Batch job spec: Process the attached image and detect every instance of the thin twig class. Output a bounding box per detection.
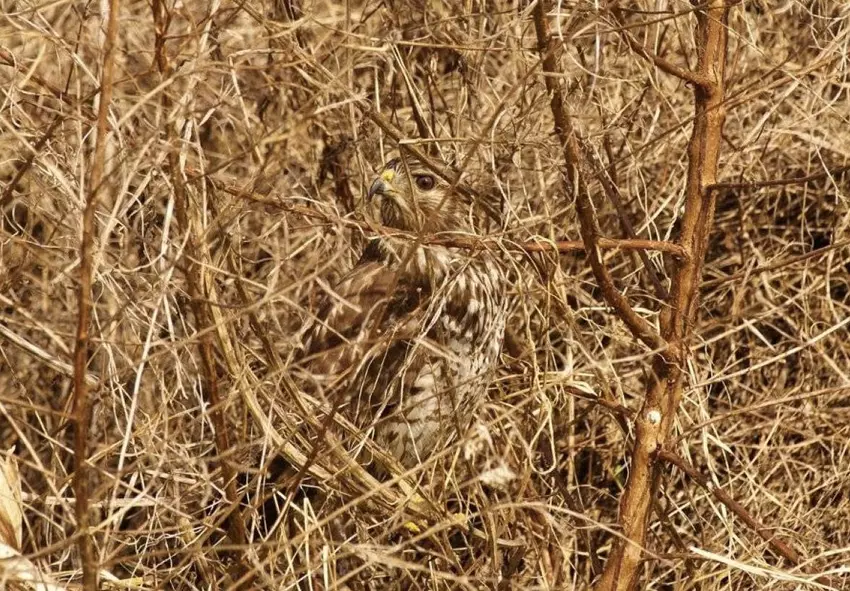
[0,324,99,387]
[657,450,801,564]
[211,181,690,258]
[0,116,66,211]
[427,235,688,258]
[71,0,120,588]
[610,6,711,88]
[151,0,249,576]
[0,49,94,118]
[702,238,850,289]
[576,135,671,300]
[707,164,850,191]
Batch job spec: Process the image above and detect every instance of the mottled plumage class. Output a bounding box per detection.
[302,156,506,470]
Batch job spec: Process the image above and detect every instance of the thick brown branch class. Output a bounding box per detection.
[532,1,665,352]
[72,1,120,589]
[594,2,731,590]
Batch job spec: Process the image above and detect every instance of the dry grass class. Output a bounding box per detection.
[1,0,849,589]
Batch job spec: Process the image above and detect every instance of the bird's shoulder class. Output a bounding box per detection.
[302,240,428,361]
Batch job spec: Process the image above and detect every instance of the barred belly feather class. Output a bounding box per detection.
[303,240,507,470]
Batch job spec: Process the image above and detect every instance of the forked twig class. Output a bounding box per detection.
[531,1,734,589]
[591,2,732,589]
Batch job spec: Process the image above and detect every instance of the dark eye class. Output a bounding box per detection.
[414,175,435,191]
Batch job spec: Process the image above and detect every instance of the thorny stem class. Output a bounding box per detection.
[72,0,120,588]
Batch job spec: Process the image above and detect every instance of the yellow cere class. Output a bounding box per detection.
[381,169,396,183]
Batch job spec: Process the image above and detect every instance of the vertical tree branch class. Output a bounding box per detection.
[594,2,730,590]
[72,0,120,588]
[531,0,729,588]
[151,0,248,572]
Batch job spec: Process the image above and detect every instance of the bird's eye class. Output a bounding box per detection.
[414,175,436,191]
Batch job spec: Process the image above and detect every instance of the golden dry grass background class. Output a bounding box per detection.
[1,0,849,589]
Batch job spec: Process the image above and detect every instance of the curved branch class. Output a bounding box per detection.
[532,1,665,352]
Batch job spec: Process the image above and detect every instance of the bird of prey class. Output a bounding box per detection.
[301,155,507,472]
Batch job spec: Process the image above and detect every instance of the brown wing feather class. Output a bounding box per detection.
[301,250,427,399]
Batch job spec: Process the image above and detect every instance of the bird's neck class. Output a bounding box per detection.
[359,235,498,291]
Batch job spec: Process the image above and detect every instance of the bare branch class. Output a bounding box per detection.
[532,0,666,352]
[708,163,850,191]
[72,0,121,588]
[594,2,731,589]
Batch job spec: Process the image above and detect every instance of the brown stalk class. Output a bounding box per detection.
[532,1,665,353]
[593,2,731,589]
[151,0,249,574]
[71,0,120,588]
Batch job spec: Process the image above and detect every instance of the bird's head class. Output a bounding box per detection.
[364,157,477,233]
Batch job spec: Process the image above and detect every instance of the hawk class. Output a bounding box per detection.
[301,156,507,471]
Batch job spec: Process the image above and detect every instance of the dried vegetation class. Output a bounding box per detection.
[1,0,849,589]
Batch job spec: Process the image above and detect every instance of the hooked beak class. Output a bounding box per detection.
[367,169,396,200]
[367,178,386,199]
